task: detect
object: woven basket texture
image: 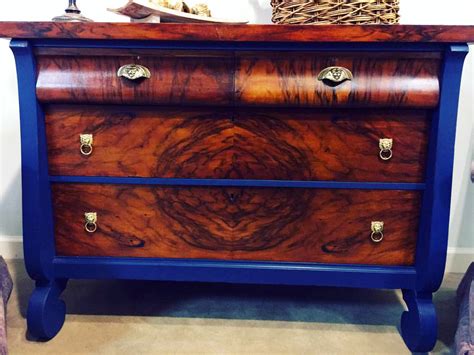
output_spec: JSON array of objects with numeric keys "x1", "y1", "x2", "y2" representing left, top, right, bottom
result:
[{"x1": 271, "y1": 0, "x2": 400, "y2": 25}]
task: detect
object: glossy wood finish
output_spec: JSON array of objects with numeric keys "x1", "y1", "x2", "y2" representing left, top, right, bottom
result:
[
  {"x1": 236, "y1": 53, "x2": 440, "y2": 108},
  {"x1": 52, "y1": 184, "x2": 420, "y2": 265},
  {"x1": 36, "y1": 51, "x2": 440, "y2": 108},
  {"x1": 8, "y1": 24, "x2": 470, "y2": 350},
  {"x1": 36, "y1": 54, "x2": 233, "y2": 105},
  {"x1": 1, "y1": 22, "x2": 474, "y2": 43},
  {"x1": 234, "y1": 110, "x2": 429, "y2": 181},
  {"x1": 45, "y1": 106, "x2": 429, "y2": 182},
  {"x1": 46, "y1": 107, "x2": 233, "y2": 179}
]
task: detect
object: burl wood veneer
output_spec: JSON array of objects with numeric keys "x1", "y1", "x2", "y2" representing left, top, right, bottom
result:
[
  {"x1": 6, "y1": 22, "x2": 473, "y2": 350},
  {"x1": 236, "y1": 53, "x2": 440, "y2": 108},
  {"x1": 2, "y1": 22, "x2": 474, "y2": 42},
  {"x1": 53, "y1": 184, "x2": 420, "y2": 266},
  {"x1": 46, "y1": 106, "x2": 429, "y2": 182},
  {"x1": 36, "y1": 53, "x2": 234, "y2": 105},
  {"x1": 36, "y1": 51, "x2": 440, "y2": 108}
]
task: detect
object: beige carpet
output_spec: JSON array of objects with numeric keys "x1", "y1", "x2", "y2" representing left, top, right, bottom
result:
[{"x1": 5, "y1": 260, "x2": 461, "y2": 354}]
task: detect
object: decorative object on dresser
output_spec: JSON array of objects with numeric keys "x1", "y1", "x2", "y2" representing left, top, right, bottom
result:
[
  {"x1": 271, "y1": 0, "x2": 400, "y2": 25},
  {"x1": 0, "y1": 22, "x2": 473, "y2": 352},
  {"x1": 52, "y1": 0, "x2": 92, "y2": 22},
  {"x1": 109, "y1": 0, "x2": 247, "y2": 24}
]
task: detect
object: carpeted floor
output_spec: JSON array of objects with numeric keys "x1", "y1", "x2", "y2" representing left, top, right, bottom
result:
[{"x1": 6, "y1": 259, "x2": 461, "y2": 354}]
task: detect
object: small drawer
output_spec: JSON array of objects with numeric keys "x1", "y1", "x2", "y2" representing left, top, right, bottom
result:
[
  {"x1": 53, "y1": 184, "x2": 420, "y2": 266},
  {"x1": 236, "y1": 52, "x2": 441, "y2": 108},
  {"x1": 36, "y1": 51, "x2": 234, "y2": 105},
  {"x1": 46, "y1": 106, "x2": 429, "y2": 182}
]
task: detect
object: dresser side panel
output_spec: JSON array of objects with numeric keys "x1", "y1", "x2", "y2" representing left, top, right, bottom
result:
[
  {"x1": 415, "y1": 45, "x2": 470, "y2": 293},
  {"x1": 10, "y1": 40, "x2": 55, "y2": 281}
]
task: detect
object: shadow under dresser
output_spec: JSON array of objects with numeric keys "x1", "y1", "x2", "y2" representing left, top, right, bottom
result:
[{"x1": 1, "y1": 22, "x2": 474, "y2": 352}]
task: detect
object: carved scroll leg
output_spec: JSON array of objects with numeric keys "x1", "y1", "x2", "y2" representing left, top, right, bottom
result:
[
  {"x1": 400, "y1": 289, "x2": 437, "y2": 352},
  {"x1": 27, "y1": 279, "x2": 68, "y2": 340}
]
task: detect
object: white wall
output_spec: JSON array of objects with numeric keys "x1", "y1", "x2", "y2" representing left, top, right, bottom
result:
[{"x1": 0, "y1": 1, "x2": 473, "y2": 270}]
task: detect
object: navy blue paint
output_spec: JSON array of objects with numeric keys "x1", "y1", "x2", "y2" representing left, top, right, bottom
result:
[
  {"x1": 10, "y1": 40, "x2": 55, "y2": 281},
  {"x1": 9, "y1": 37, "x2": 470, "y2": 351},
  {"x1": 53, "y1": 257, "x2": 416, "y2": 290},
  {"x1": 399, "y1": 44, "x2": 469, "y2": 352},
  {"x1": 400, "y1": 290, "x2": 437, "y2": 352},
  {"x1": 415, "y1": 45, "x2": 469, "y2": 293},
  {"x1": 27, "y1": 279, "x2": 68, "y2": 340},
  {"x1": 10, "y1": 39, "x2": 67, "y2": 340},
  {"x1": 49, "y1": 176, "x2": 426, "y2": 190},
  {"x1": 32, "y1": 39, "x2": 446, "y2": 52}
]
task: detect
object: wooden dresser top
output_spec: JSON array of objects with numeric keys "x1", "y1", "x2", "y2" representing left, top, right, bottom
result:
[{"x1": 0, "y1": 22, "x2": 474, "y2": 43}]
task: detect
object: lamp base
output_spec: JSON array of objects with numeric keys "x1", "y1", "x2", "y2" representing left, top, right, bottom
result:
[{"x1": 52, "y1": 12, "x2": 93, "y2": 22}]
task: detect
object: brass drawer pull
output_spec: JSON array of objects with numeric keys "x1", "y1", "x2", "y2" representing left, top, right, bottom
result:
[
  {"x1": 117, "y1": 64, "x2": 151, "y2": 81},
  {"x1": 317, "y1": 66, "x2": 353, "y2": 86},
  {"x1": 84, "y1": 212, "x2": 97, "y2": 233},
  {"x1": 370, "y1": 221, "x2": 384, "y2": 243},
  {"x1": 80, "y1": 134, "x2": 93, "y2": 156},
  {"x1": 379, "y1": 138, "x2": 393, "y2": 161}
]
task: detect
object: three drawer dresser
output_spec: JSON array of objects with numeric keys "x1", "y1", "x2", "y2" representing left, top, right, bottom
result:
[{"x1": 1, "y1": 22, "x2": 474, "y2": 352}]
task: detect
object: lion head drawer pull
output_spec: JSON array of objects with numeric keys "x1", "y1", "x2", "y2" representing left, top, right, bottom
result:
[
  {"x1": 317, "y1": 66, "x2": 353, "y2": 86},
  {"x1": 84, "y1": 212, "x2": 98, "y2": 233},
  {"x1": 379, "y1": 138, "x2": 393, "y2": 161},
  {"x1": 117, "y1": 64, "x2": 151, "y2": 81},
  {"x1": 371, "y1": 221, "x2": 384, "y2": 243},
  {"x1": 80, "y1": 134, "x2": 93, "y2": 156}
]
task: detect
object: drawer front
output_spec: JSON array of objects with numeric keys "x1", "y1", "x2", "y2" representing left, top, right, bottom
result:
[
  {"x1": 53, "y1": 184, "x2": 420, "y2": 266},
  {"x1": 236, "y1": 52, "x2": 440, "y2": 108},
  {"x1": 36, "y1": 51, "x2": 440, "y2": 108},
  {"x1": 46, "y1": 107, "x2": 429, "y2": 182},
  {"x1": 36, "y1": 53, "x2": 234, "y2": 105}
]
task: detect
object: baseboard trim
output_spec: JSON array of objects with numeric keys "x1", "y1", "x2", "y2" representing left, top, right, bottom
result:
[
  {"x1": 1, "y1": 239, "x2": 472, "y2": 274},
  {"x1": 446, "y1": 247, "x2": 474, "y2": 274},
  {"x1": 0, "y1": 236, "x2": 23, "y2": 259}
]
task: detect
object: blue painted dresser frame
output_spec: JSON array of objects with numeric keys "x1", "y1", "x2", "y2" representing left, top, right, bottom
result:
[{"x1": 10, "y1": 38, "x2": 469, "y2": 352}]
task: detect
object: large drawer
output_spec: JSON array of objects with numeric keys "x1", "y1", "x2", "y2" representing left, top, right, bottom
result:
[
  {"x1": 46, "y1": 106, "x2": 429, "y2": 182},
  {"x1": 52, "y1": 184, "x2": 420, "y2": 266},
  {"x1": 36, "y1": 51, "x2": 234, "y2": 105}
]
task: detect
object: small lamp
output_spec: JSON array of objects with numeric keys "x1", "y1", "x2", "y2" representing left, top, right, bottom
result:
[{"x1": 52, "y1": 0, "x2": 93, "y2": 22}]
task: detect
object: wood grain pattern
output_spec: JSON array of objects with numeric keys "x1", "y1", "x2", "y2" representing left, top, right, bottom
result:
[
  {"x1": 1, "y1": 22, "x2": 474, "y2": 43},
  {"x1": 36, "y1": 54, "x2": 233, "y2": 105},
  {"x1": 46, "y1": 107, "x2": 233, "y2": 179},
  {"x1": 36, "y1": 52, "x2": 440, "y2": 108},
  {"x1": 233, "y1": 109, "x2": 429, "y2": 181},
  {"x1": 236, "y1": 53, "x2": 440, "y2": 108},
  {"x1": 45, "y1": 106, "x2": 429, "y2": 182},
  {"x1": 52, "y1": 184, "x2": 420, "y2": 266}
]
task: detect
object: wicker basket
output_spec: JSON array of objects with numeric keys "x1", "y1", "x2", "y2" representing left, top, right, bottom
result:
[{"x1": 271, "y1": 0, "x2": 400, "y2": 25}]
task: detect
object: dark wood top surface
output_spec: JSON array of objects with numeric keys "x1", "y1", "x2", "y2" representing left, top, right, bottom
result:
[{"x1": 0, "y1": 22, "x2": 474, "y2": 42}]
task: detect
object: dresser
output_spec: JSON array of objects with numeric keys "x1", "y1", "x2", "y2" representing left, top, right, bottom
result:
[{"x1": 1, "y1": 22, "x2": 474, "y2": 352}]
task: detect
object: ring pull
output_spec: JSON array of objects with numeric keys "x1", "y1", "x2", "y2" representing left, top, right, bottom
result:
[
  {"x1": 117, "y1": 64, "x2": 151, "y2": 81},
  {"x1": 379, "y1": 138, "x2": 393, "y2": 161},
  {"x1": 317, "y1": 66, "x2": 353, "y2": 86},
  {"x1": 80, "y1": 134, "x2": 93, "y2": 156},
  {"x1": 84, "y1": 212, "x2": 97, "y2": 233},
  {"x1": 370, "y1": 221, "x2": 384, "y2": 243}
]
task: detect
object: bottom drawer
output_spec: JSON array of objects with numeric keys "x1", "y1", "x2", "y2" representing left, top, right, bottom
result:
[{"x1": 52, "y1": 184, "x2": 420, "y2": 266}]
